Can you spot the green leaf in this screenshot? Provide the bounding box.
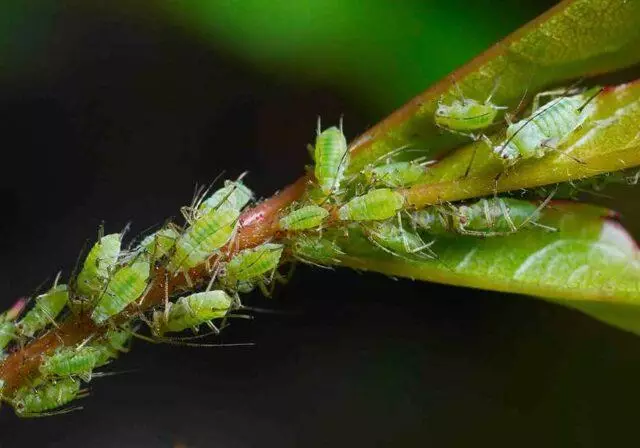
[339,202,640,334]
[348,0,640,173]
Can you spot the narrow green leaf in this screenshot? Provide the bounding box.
[339,203,640,334]
[348,0,640,172]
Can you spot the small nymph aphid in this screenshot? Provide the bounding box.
[221,243,284,295]
[198,179,253,213]
[139,227,180,262]
[279,205,329,231]
[494,87,600,164]
[365,219,435,259]
[313,120,349,196]
[338,188,405,222]
[435,82,506,135]
[75,233,122,298]
[167,207,239,273]
[39,345,103,381]
[18,283,69,337]
[152,290,233,336]
[91,260,151,324]
[13,377,84,417]
[291,235,344,266]
[93,327,132,367]
[411,197,553,237]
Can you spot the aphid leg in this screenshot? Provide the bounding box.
[163,272,170,324]
[183,271,193,288]
[518,186,558,232]
[205,262,222,292]
[204,320,220,335]
[541,140,586,165]
[497,198,517,232]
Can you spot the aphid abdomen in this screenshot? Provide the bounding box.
[0,321,15,350]
[536,97,583,140]
[410,209,451,234]
[14,378,81,416]
[40,346,101,378]
[91,261,151,324]
[162,291,233,334]
[292,236,344,265]
[168,208,239,272]
[18,285,69,337]
[223,243,284,286]
[314,126,349,195]
[435,99,499,132]
[93,328,132,367]
[199,180,254,213]
[76,234,121,297]
[368,221,431,256]
[140,228,180,262]
[338,189,405,221]
[279,205,329,231]
[369,162,424,188]
[456,198,540,233]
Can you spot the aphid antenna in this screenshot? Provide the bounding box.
[19,405,85,419]
[238,305,300,316]
[518,186,559,231]
[576,86,605,113]
[205,261,223,292]
[448,75,466,104]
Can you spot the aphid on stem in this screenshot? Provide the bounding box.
[312,118,350,197]
[279,204,329,231]
[220,243,286,296]
[11,377,86,417]
[291,235,344,267]
[39,344,103,382]
[75,231,122,298]
[364,217,436,260]
[17,276,69,337]
[338,188,406,222]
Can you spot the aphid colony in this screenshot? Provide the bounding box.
[0,84,594,416]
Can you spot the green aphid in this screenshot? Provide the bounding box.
[221,243,284,294]
[365,220,435,259]
[0,320,15,351]
[93,327,132,367]
[435,97,504,133]
[364,160,426,188]
[76,233,121,297]
[199,179,253,213]
[167,207,238,273]
[18,285,69,337]
[13,377,84,417]
[314,122,349,196]
[338,188,405,222]
[91,261,151,324]
[153,290,233,336]
[140,227,180,261]
[39,345,102,381]
[291,236,344,266]
[279,205,329,231]
[411,198,549,237]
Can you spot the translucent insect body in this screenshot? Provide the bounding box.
[313,122,349,196]
[338,188,405,222]
[291,236,344,266]
[40,346,103,381]
[495,88,599,164]
[221,243,284,294]
[411,198,548,237]
[365,219,435,259]
[76,233,122,297]
[198,179,253,213]
[153,290,233,335]
[13,378,83,417]
[139,227,180,262]
[279,205,329,231]
[91,261,151,324]
[18,284,69,337]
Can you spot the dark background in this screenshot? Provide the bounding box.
[2,1,640,447]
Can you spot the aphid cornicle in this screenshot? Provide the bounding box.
[279,205,329,231]
[167,207,238,273]
[221,243,284,294]
[198,179,253,213]
[153,290,233,335]
[13,378,83,417]
[291,236,344,266]
[365,220,435,259]
[313,121,349,196]
[39,346,102,381]
[494,87,600,164]
[338,188,406,222]
[411,197,549,237]
[75,233,121,297]
[91,260,151,324]
[17,284,69,337]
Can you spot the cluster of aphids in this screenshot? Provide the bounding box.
[0,82,604,417]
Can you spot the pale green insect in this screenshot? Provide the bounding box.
[153,290,233,336]
[76,233,121,297]
[0,318,16,351]
[93,327,132,367]
[279,205,329,231]
[91,260,151,324]
[13,377,84,417]
[494,87,599,164]
[338,188,405,222]
[139,227,180,262]
[199,179,254,213]
[313,121,349,196]
[365,219,435,259]
[39,345,103,381]
[221,243,284,294]
[168,207,239,273]
[363,160,427,189]
[411,197,552,237]
[18,284,69,337]
[291,236,344,266]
